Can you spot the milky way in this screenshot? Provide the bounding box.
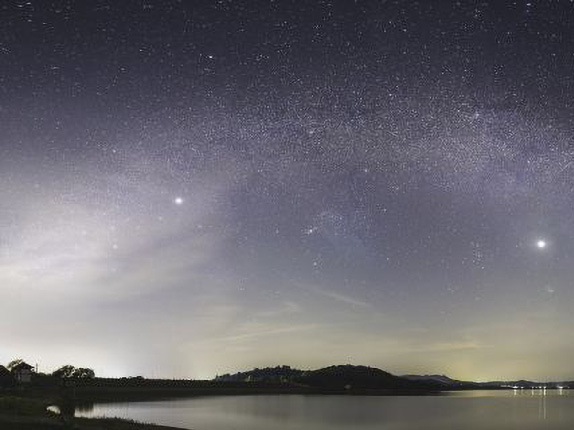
[1,0,574,380]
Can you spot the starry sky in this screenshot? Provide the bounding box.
[1,0,574,381]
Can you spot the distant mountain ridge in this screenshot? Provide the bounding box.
[217,365,440,390]
[402,374,468,387]
[402,374,572,389]
[216,365,573,390]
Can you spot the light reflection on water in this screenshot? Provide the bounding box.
[76,390,574,430]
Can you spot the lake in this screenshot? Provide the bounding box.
[76,390,574,430]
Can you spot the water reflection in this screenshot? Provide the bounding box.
[76,390,574,430]
[50,399,94,426]
[74,400,95,414]
[539,391,547,420]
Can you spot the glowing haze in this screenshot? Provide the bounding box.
[1,1,574,381]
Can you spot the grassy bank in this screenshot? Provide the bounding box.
[0,395,188,430]
[0,415,188,430]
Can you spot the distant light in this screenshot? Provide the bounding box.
[174,197,184,205]
[536,240,547,249]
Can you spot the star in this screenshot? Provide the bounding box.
[174,197,184,206]
[536,240,547,249]
[304,227,317,235]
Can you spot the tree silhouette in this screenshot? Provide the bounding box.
[72,368,95,379]
[7,359,23,371]
[52,365,76,379]
[52,365,95,379]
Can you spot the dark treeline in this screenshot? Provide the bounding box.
[3,359,572,397]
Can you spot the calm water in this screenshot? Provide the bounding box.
[76,390,574,430]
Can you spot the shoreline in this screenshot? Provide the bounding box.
[0,411,190,430]
[0,395,189,430]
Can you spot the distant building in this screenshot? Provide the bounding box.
[11,362,34,384]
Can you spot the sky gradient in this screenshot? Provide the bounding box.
[2,0,574,381]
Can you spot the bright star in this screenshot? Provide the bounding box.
[174,197,184,205]
[536,240,547,249]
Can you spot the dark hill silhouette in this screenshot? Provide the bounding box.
[296,365,419,390]
[216,365,432,390]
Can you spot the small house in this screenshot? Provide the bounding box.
[11,362,34,384]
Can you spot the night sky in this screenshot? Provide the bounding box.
[2,0,574,381]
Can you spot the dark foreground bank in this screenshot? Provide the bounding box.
[0,415,187,430]
[0,395,188,430]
